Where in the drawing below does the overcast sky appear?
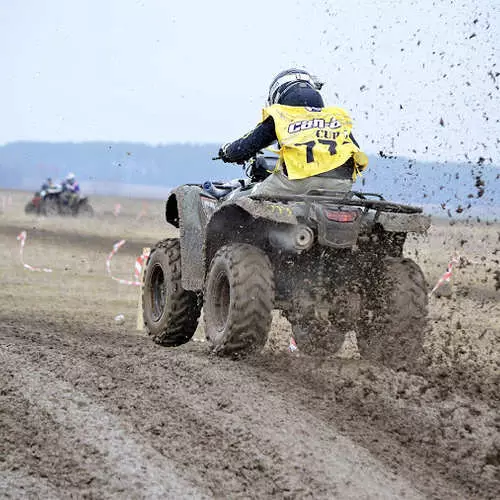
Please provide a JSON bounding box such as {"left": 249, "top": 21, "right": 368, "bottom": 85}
{"left": 1, "top": 0, "right": 498, "bottom": 163}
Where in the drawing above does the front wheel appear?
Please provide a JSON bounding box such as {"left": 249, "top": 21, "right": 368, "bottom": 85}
{"left": 41, "top": 197, "right": 59, "bottom": 216}
{"left": 358, "top": 257, "right": 429, "bottom": 370}
{"left": 142, "top": 239, "right": 201, "bottom": 346}
{"left": 204, "top": 243, "right": 274, "bottom": 356}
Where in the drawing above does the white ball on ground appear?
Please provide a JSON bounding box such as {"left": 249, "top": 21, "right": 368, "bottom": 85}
{"left": 114, "top": 314, "right": 125, "bottom": 325}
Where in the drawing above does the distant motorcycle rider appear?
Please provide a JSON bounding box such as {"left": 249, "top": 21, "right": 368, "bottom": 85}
{"left": 218, "top": 68, "right": 368, "bottom": 197}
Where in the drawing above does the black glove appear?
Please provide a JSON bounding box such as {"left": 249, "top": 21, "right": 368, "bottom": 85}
{"left": 218, "top": 143, "right": 231, "bottom": 163}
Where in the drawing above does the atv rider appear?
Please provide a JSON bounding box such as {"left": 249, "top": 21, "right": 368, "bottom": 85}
{"left": 41, "top": 177, "right": 54, "bottom": 191}
{"left": 61, "top": 172, "right": 80, "bottom": 210}
{"left": 39, "top": 177, "right": 62, "bottom": 198}
{"left": 218, "top": 68, "right": 369, "bottom": 197}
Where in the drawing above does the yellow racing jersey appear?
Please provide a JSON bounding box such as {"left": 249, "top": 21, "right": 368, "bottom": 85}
{"left": 262, "top": 104, "right": 364, "bottom": 180}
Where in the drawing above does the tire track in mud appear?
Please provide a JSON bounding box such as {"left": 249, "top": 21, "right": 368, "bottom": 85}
{"left": 254, "top": 355, "right": 500, "bottom": 497}
{"left": 1, "top": 323, "right": 425, "bottom": 499}
{"left": 0, "top": 470, "right": 60, "bottom": 499}
{"left": 4, "top": 315, "right": 498, "bottom": 498}
{"left": 0, "top": 351, "right": 208, "bottom": 499}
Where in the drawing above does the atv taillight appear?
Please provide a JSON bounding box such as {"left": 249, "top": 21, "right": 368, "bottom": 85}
{"left": 324, "top": 209, "right": 359, "bottom": 222}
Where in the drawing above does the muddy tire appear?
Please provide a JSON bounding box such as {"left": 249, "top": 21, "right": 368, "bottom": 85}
{"left": 24, "top": 202, "right": 36, "bottom": 214}
{"left": 204, "top": 243, "right": 274, "bottom": 356}
{"left": 358, "top": 257, "right": 428, "bottom": 370}
{"left": 286, "top": 286, "right": 350, "bottom": 355}
{"left": 142, "top": 239, "right": 201, "bottom": 346}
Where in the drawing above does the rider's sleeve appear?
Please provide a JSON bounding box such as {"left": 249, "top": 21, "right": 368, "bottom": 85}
{"left": 223, "top": 116, "right": 277, "bottom": 163}
{"left": 349, "top": 133, "right": 359, "bottom": 148}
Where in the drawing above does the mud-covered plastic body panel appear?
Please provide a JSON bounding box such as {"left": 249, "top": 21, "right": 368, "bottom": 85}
{"left": 219, "top": 197, "right": 298, "bottom": 225}
{"left": 375, "top": 212, "right": 431, "bottom": 233}
{"left": 165, "top": 186, "right": 207, "bottom": 290}
{"left": 164, "top": 184, "right": 430, "bottom": 291}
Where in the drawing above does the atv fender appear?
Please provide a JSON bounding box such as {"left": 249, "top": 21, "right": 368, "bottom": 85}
{"left": 377, "top": 212, "right": 431, "bottom": 233}
{"left": 218, "top": 197, "right": 298, "bottom": 225}
{"left": 167, "top": 190, "right": 299, "bottom": 292}
{"left": 202, "top": 199, "right": 298, "bottom": 290}
{"left": 202, "top": 197, "right": 298, "bottom": 288}
{"left": 165, "top": 186, "right": 206, "bottom": 291}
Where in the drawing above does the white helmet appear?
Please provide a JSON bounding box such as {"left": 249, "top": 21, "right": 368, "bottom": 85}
{"left": 66, "top": 172, "right": 75, "bottom": 182}
{"left": 267, "top": 68, "right": 324, "bottom": 106}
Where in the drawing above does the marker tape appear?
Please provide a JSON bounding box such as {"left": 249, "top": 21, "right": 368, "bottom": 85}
{"left": 16, "top": 231, "right": 53, "bottom": 273}
{"left": 430, "top": 255, "right": 460, "bottom": 295}
{"left": 106, "top": 239, "right": 150, "bottom": 286}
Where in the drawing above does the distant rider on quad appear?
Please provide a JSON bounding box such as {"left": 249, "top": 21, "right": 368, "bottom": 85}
{"left": 61, "top": 172, "right": 80, "bottom": 209}
{"left": 39, "top": 177, "right": 62, "bottom": 198}
{"left": 218, "top": 68, "right": 369, "bottom": 197}
{"left": 40, "top": 177, "right": 55, "bottom": 191}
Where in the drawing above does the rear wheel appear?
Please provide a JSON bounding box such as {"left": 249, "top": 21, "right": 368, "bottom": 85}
{"left": 142, "top": 239, "right": 201, "bottom": 346}
{"left": 78, "top": 201, "right": 94, "bottom": 217}
{"left": 24, "top": 202, "right": 36, "bottom": 214}
{"left": 358, "top": 257, "right": 428, "bottom": 370}
{"left": 204, "top": 243, "right": 274, "bottom": 356}
{"left": 288, "top": 286, "right": 358, "bottom": 355}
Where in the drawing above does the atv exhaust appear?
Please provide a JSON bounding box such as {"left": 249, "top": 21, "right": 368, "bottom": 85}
{"left": 268, "top": 224, "right": 315, "bottom": 253}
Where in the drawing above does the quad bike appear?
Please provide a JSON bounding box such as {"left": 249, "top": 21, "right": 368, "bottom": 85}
{"left": 25, "top": 188, "right": 94, "bottom": 217}
{"left": 24, "top": 191, "right": 43, "bottom": 214}
{"left": 142, "top": 154, "right": 431, "bottom": 370}
{"left": 55, "top": 194, "right": 94, "bottom": 217}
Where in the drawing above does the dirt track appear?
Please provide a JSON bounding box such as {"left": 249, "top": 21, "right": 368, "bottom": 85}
{"left": 1, "top": 192, "right": 499, "bottom": 498}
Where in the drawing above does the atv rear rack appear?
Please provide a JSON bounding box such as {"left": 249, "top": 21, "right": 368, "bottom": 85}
{"left": 250, "top": 189, "right": 423, "bottom": 214}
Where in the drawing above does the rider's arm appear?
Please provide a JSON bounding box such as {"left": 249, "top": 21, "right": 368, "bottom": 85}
{"left": 349, "top": 133, "right": 360, "bottom": 148}
{"left": 222, "top": 116, "right": 277, "bottom": 163}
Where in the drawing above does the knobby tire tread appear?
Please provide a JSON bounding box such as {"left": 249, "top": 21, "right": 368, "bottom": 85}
{"left": 142, "top": 238, "right": 201, "bottom": 346}
{"left": 358, "top": 257, "right": 429, "bottom": 370}
{"left": 205, "top": 243, "right": 274, "bottom": 356}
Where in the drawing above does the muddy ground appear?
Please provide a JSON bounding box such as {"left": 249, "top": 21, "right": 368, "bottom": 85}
{"left": 0, "top": 191, "right": 499, "bottom": 499}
